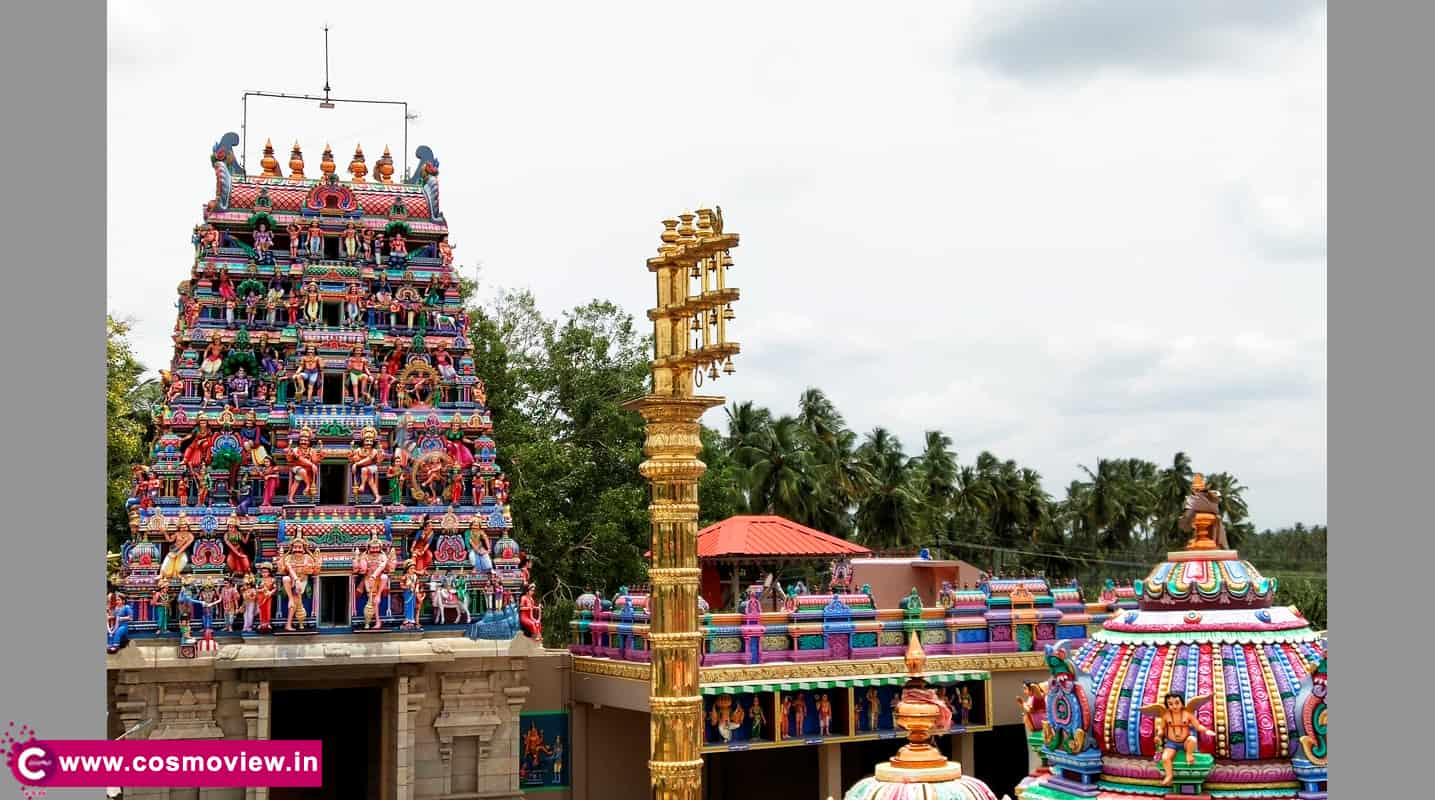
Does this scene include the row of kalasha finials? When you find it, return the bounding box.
[254,139,397,184]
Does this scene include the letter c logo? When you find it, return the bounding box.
[16,746,49,781]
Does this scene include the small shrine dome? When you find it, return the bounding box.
[1016,474,1328,800]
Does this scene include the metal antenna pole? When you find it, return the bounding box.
[320,25,335,108]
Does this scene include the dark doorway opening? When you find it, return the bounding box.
[704,746,817,800]
[319,576,351,628]
[319,463,348,505]
[322,374,343,404]
[975,724,1032,799]
[270,686,383,800]
[325,235,341,260]
[323,302,341,327]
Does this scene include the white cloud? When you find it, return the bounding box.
[107,2,1325,529]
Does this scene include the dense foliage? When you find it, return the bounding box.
[104,285,1327,641]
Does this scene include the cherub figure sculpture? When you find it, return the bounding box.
[1140,692,1216,786]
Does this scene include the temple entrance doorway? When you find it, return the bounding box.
[270,686,384,800]
[319,463,348,505]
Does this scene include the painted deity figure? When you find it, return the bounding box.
[443,415,475,471]
[253,222,274,262]
[349,426,384,500]
[362,229,376,263]
[224,511,251,575]
[160,513,195,580]
[253,441,279,507]
[287,223,302,259]
[342,223,359,261]
[433,346,458,389]
[277,537,321,631]
[200,335,226,385]
[1019,681,1048,733]
[344,282,363,327]
[396,285,421,330]
[228,368,252,408]
[220,578,241,631]
[372,232,385,266]
[292,346,323,405]
[286,291,300,325]
[749,701,766,739]
[241,575,258,632]
[306,221,324,259]
[816,693,833,736]
[957,685,974,726]
[243,291,260,325]
[287,426,323,503]
[865,688,881,731]
[411,516,435,574]
[1142,692,1216,786]
[256,564,277,631]
[301,281,322,326]
[387,232,408,267]
[377,346,402,406]
[344,346,373,405]
[175,579,196,641]
[468,520,492,574]
[386,443,410,505]
[151,584,172,634]
[437,237,454,268]
[260,338,284,379]
[400,564,425,630]
[519,584,543,639]
[352,536,397,630]
[265,282,284,326]
[106,592,133,653]
[198,581,222,634]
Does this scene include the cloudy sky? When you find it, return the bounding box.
[108,1,1326,530]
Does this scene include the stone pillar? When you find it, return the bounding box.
[571,702,590,800]
[956,732,976,775]
[818,741,843,800]
[396,670,427,800]
[240,680,270,800]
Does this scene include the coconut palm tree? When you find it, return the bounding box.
[855,428,919,550]
[740,415,815,521]
[909,431,959,546]
[1155,452,1194,548]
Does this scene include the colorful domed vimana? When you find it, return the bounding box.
[1016,474,1328,800]
[107,134,541,655]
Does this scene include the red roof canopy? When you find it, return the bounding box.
[696,515,872,560]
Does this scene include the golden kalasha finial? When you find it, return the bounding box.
[1192,473,1206,492]
[376,146,396,183]
[260,139,281,178]
[677,213,697,242]
[320,144,337,177]
[289,142,305,179]
[349,144,368,183]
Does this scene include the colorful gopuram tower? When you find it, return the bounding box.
[111,132,533,645]
[1015,473,1328,800]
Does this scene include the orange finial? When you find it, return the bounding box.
[289,142,305,179]
[320,144,336,177]
[349,144,368,183]
[260,139,281,178]
[376,146,396,183]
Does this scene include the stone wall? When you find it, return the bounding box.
[108,636,543,800]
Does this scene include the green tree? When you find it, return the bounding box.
[855,428,918,550]
[107,317,150,553]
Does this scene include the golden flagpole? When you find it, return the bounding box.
[625,208,740,800]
